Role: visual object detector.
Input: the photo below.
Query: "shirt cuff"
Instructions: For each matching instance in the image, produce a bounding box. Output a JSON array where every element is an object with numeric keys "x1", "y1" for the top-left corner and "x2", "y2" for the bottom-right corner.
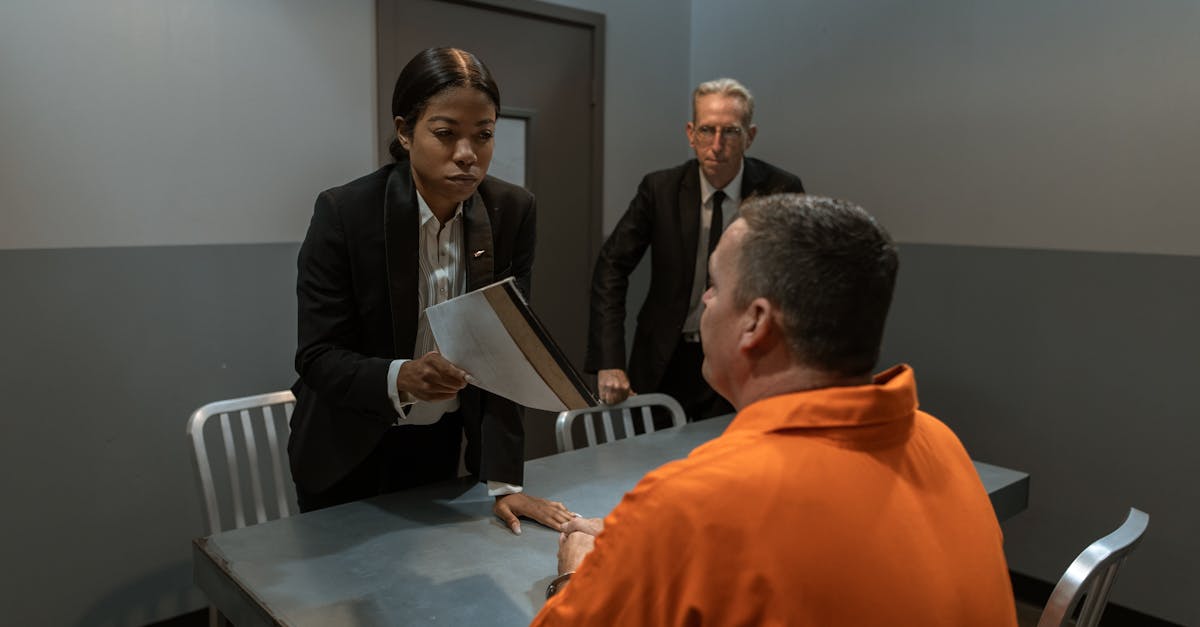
[
  {"x1": 487, "y1": 482, "x2": 524, "y2": 497},
  {"x1": 387, "y1": 359, "x2": 416, "y2": 418}
]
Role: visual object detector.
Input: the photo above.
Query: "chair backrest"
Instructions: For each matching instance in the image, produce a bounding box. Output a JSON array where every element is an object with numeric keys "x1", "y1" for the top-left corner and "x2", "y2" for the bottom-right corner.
[
  {"x1": 555, "y1": 393, "x2": 686, "y2": 453},
  {"x1": 1037, "y1": 507, "x2": 1150, "y2": 627},
  {"x1": 186, "y1": 390, "x2": 297, "y2": 535}
]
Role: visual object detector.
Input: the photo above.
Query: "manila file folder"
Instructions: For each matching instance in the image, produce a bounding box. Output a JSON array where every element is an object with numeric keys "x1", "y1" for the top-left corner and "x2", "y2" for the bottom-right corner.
[{"x1": 424, "y1": 278, "x2": 596, "y2": 412}]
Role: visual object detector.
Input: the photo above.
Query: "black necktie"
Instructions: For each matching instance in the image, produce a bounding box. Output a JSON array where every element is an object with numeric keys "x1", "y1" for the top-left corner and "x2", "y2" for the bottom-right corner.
[{"x1": 708, "y1": 190, "x2": 726, "y2": 255}]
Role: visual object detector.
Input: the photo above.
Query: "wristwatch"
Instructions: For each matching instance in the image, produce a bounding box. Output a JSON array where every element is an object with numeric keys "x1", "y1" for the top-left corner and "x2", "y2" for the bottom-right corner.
[{"x1": 545, "y1": 572, "x2": 573, "y2": 599}]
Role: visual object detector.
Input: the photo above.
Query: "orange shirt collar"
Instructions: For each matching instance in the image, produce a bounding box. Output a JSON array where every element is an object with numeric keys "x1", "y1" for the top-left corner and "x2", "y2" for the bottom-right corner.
[{"x1": 727, "y1": 364, "x2": 918, "y2": 437}]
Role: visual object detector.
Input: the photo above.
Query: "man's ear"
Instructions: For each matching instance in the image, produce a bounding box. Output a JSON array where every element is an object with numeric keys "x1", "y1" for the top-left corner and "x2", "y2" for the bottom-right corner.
[
  {"x1": 744, "y1": 123, "x2": 758, "y2": 149},
  {"x1": 685, "y1": 121, "x2": 695, "y2": 146},
  {"x1": 739, "y1": 297, "x2": 774, "y2": 353}
]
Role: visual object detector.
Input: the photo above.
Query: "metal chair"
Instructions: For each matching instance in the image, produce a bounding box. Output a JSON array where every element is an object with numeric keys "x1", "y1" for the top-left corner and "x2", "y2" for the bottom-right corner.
[
  {"x1": 186, "y1": 390, "x2": 297, "y2": 536},
  {"x1": 555, "y1": 393, "x2": 686, "y2": 453},
  {"x1": 1037, "y1": 508, "x2": 1150, "y2": 627}
]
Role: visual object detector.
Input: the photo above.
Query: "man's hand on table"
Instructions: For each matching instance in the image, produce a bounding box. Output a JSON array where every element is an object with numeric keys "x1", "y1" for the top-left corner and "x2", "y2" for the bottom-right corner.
[
  {"x1": 597, "y1": 368, "x2": 634, "y2": 405},
  {"x1": 553, "y1": 516, "x2": 604, "y2": 576},
  {"x1": 557, "y1": 530, "x2": 596, "y2": 575},
  {"x1": 560, "y1": 516, "x2": 604, "y2": 536},
  {"x1": 493, "y1": 493, "x2": 575, "y2": 535}
]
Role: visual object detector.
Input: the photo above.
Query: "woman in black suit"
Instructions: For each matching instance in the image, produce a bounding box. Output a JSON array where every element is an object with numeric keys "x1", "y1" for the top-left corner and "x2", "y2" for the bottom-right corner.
[{"x1": 289, "y1": 48, "x2": 572, "y2": 534}]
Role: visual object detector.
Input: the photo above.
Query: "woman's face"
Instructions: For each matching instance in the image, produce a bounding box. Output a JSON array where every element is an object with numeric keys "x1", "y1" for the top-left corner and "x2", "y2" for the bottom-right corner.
[{"x1": 397, "y1": 86, "x2": 496, "y2": 213}]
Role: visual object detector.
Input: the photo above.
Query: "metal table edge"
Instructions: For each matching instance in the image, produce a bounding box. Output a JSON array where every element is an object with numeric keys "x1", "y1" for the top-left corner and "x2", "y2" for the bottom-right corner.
[{"x1": 194, "y1": 535, "x2": 290, "y2": 627}]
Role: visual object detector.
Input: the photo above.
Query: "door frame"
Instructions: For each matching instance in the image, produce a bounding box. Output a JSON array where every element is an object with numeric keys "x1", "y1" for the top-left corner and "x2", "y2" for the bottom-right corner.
[{"x1": 375, "y1": 0, "x2": 606, "y2": 260}]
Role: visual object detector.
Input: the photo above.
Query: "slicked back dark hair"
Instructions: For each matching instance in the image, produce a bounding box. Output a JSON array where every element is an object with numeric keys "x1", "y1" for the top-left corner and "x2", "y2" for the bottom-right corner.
[
  {"x1": 388, "y1": 47, "x2": 500, "y2": 161},
  {"x1": 736, "y1": 194, "x2": 899, "y2": 376}
]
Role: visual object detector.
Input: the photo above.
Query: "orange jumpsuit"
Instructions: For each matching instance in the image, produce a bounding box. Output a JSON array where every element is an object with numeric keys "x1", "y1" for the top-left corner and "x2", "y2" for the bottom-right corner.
[{"x1": 531, "y1": 365, "x2": 1018, "y2": 626}]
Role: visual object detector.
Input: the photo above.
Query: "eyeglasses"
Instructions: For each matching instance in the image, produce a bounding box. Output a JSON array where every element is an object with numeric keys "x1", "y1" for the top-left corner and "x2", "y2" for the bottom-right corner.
[{"x1": 693, "y1": 125, "x2": 745, "y2": 143}]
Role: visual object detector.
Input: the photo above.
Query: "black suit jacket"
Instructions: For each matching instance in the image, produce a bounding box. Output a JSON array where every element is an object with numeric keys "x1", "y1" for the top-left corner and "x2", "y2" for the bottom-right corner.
[
  {"x1": 585, "y1": 157, "x2": 804, "y2": 393},
  {"x1": 289, "y1": 162, "x2": 537, "y2": 494}
]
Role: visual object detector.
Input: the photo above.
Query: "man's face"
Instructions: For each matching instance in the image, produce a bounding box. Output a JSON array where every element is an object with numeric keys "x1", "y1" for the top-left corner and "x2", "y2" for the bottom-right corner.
[
  {"x1": 700, "y1": 218, "x2": 748, "y2": 402},
  {"x1": 687, "y1": 94, "x2": 757, "y2": 188}
]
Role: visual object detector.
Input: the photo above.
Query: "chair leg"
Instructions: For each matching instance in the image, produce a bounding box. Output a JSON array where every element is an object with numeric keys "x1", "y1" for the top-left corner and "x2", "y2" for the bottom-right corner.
[
  {"x1": 1075, "y1": 564, "x2": 1121, "y2": 627},
  {"x1": 209, "y1": 606, "x2": 232, "y2": 627}
]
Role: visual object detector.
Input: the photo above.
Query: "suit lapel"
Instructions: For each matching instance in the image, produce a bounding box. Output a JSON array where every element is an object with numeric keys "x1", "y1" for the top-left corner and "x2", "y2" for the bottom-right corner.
[
  {"x1": 740, "y1": 157, "x2": 767, "y2": 200},
  {"x1": 678, "y1": 163, "x2": 701, "y2": 276},
  {"x1": 383, "y1": 164, "x2": 421, "y2": 357},
  {"x1": 462, "y1": 189, "x2": 495, "y2": 292}
]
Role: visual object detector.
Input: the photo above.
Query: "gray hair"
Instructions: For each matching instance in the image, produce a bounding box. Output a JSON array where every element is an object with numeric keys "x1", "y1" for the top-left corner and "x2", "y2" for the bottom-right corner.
[{"x1": 692, "y1": 78, "x2": 755, "y2": 126}]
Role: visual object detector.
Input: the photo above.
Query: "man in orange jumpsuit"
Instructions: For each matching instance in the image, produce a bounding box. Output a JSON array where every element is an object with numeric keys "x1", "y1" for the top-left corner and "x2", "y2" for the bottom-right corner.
[{"x1": 531, "y1": 194, "x2": 1018, "y2": 626}]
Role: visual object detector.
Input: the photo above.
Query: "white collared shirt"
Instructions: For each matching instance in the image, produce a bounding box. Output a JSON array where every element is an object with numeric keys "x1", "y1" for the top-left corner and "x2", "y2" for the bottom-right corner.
[
  {"x1": 681, "y1": 160, "x2": 745, "y2": 334},
  {"x1": 384, "y1": 192, "x2": 521, "y2": 496}
]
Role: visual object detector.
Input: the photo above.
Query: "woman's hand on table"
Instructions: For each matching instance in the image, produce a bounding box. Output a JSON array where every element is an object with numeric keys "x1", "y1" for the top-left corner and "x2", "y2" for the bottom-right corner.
[{"x1": 493, "y1": 493, "x2": 575, "y2": 535}]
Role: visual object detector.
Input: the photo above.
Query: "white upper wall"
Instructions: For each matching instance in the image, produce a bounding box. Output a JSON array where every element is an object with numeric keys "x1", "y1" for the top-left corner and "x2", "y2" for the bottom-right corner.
[
  {"x1": 0, "y1": 0, "x2": 375, "y2": 250},
  {"x1": 691, "y1": 0, "x2": 1200, "y2": 256},
  {"x1": 0, "y1": 0, "x2": 692, "y2": 248},
  {"x1": 5, "y1": 0, "x2": 1197, "y2": 255}
]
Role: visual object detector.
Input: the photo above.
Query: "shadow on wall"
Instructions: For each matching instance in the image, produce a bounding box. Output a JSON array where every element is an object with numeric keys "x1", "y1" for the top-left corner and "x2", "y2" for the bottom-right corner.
[{"x1": 74, "y1": 560, "x2": 204, "y2": 627}]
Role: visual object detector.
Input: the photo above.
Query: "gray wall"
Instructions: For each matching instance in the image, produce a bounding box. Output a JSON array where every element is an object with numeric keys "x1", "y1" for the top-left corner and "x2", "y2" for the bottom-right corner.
[
  {"x1": 0, "y1": 0, "x2": 691, "y2": 624},
  {"x1": 0, "y1": 1, "x2": 372, "y2": 625},
  {"x1": 692, "y1": 0, "x2": 1199, "y2": 623},
  {"x1": 880, "y1": 244, "x2": 1198, "y2": 625},
  {"x1": 0, "y1": 244, "x2": 299, "y2": 624}
]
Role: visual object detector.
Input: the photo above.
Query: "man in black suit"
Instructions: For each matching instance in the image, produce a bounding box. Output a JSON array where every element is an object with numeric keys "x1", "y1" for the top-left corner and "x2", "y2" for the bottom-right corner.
[
  {"x1": 289, "y1": 47, "x2": 572, "y2": 534},
  {"x1": 585, "y1": 78, "x2": 805, "y2": 420}
]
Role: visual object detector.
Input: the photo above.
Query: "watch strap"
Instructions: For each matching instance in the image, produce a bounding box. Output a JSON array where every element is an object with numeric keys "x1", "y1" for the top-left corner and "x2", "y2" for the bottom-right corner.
[{"x1": 545, "y1": 571, "x2": 574, "y2": 599}]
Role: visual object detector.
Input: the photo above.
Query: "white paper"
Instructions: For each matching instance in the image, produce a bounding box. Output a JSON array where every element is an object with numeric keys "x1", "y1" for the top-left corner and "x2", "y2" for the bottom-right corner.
[{"x1": 425, "y1": 289, "x2": 568, "y2": 412}]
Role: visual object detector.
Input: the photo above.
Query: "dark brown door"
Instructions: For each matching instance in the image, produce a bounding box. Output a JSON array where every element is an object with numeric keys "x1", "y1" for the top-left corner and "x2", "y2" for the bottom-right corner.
[{"x1": 378, "y1": 0, "x2": 603, "y2": 458}]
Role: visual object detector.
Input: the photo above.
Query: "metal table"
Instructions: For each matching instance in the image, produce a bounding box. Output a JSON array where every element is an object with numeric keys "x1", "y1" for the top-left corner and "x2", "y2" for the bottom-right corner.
[{"x1": 194, "y1": 416, "x2": 1029, "y2": 626}]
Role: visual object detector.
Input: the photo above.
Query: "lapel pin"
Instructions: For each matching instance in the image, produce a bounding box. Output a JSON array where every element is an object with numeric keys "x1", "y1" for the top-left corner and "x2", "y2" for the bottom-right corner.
[{"x1": 473, "y1": 250, "x2": 486, "y2": 258}]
